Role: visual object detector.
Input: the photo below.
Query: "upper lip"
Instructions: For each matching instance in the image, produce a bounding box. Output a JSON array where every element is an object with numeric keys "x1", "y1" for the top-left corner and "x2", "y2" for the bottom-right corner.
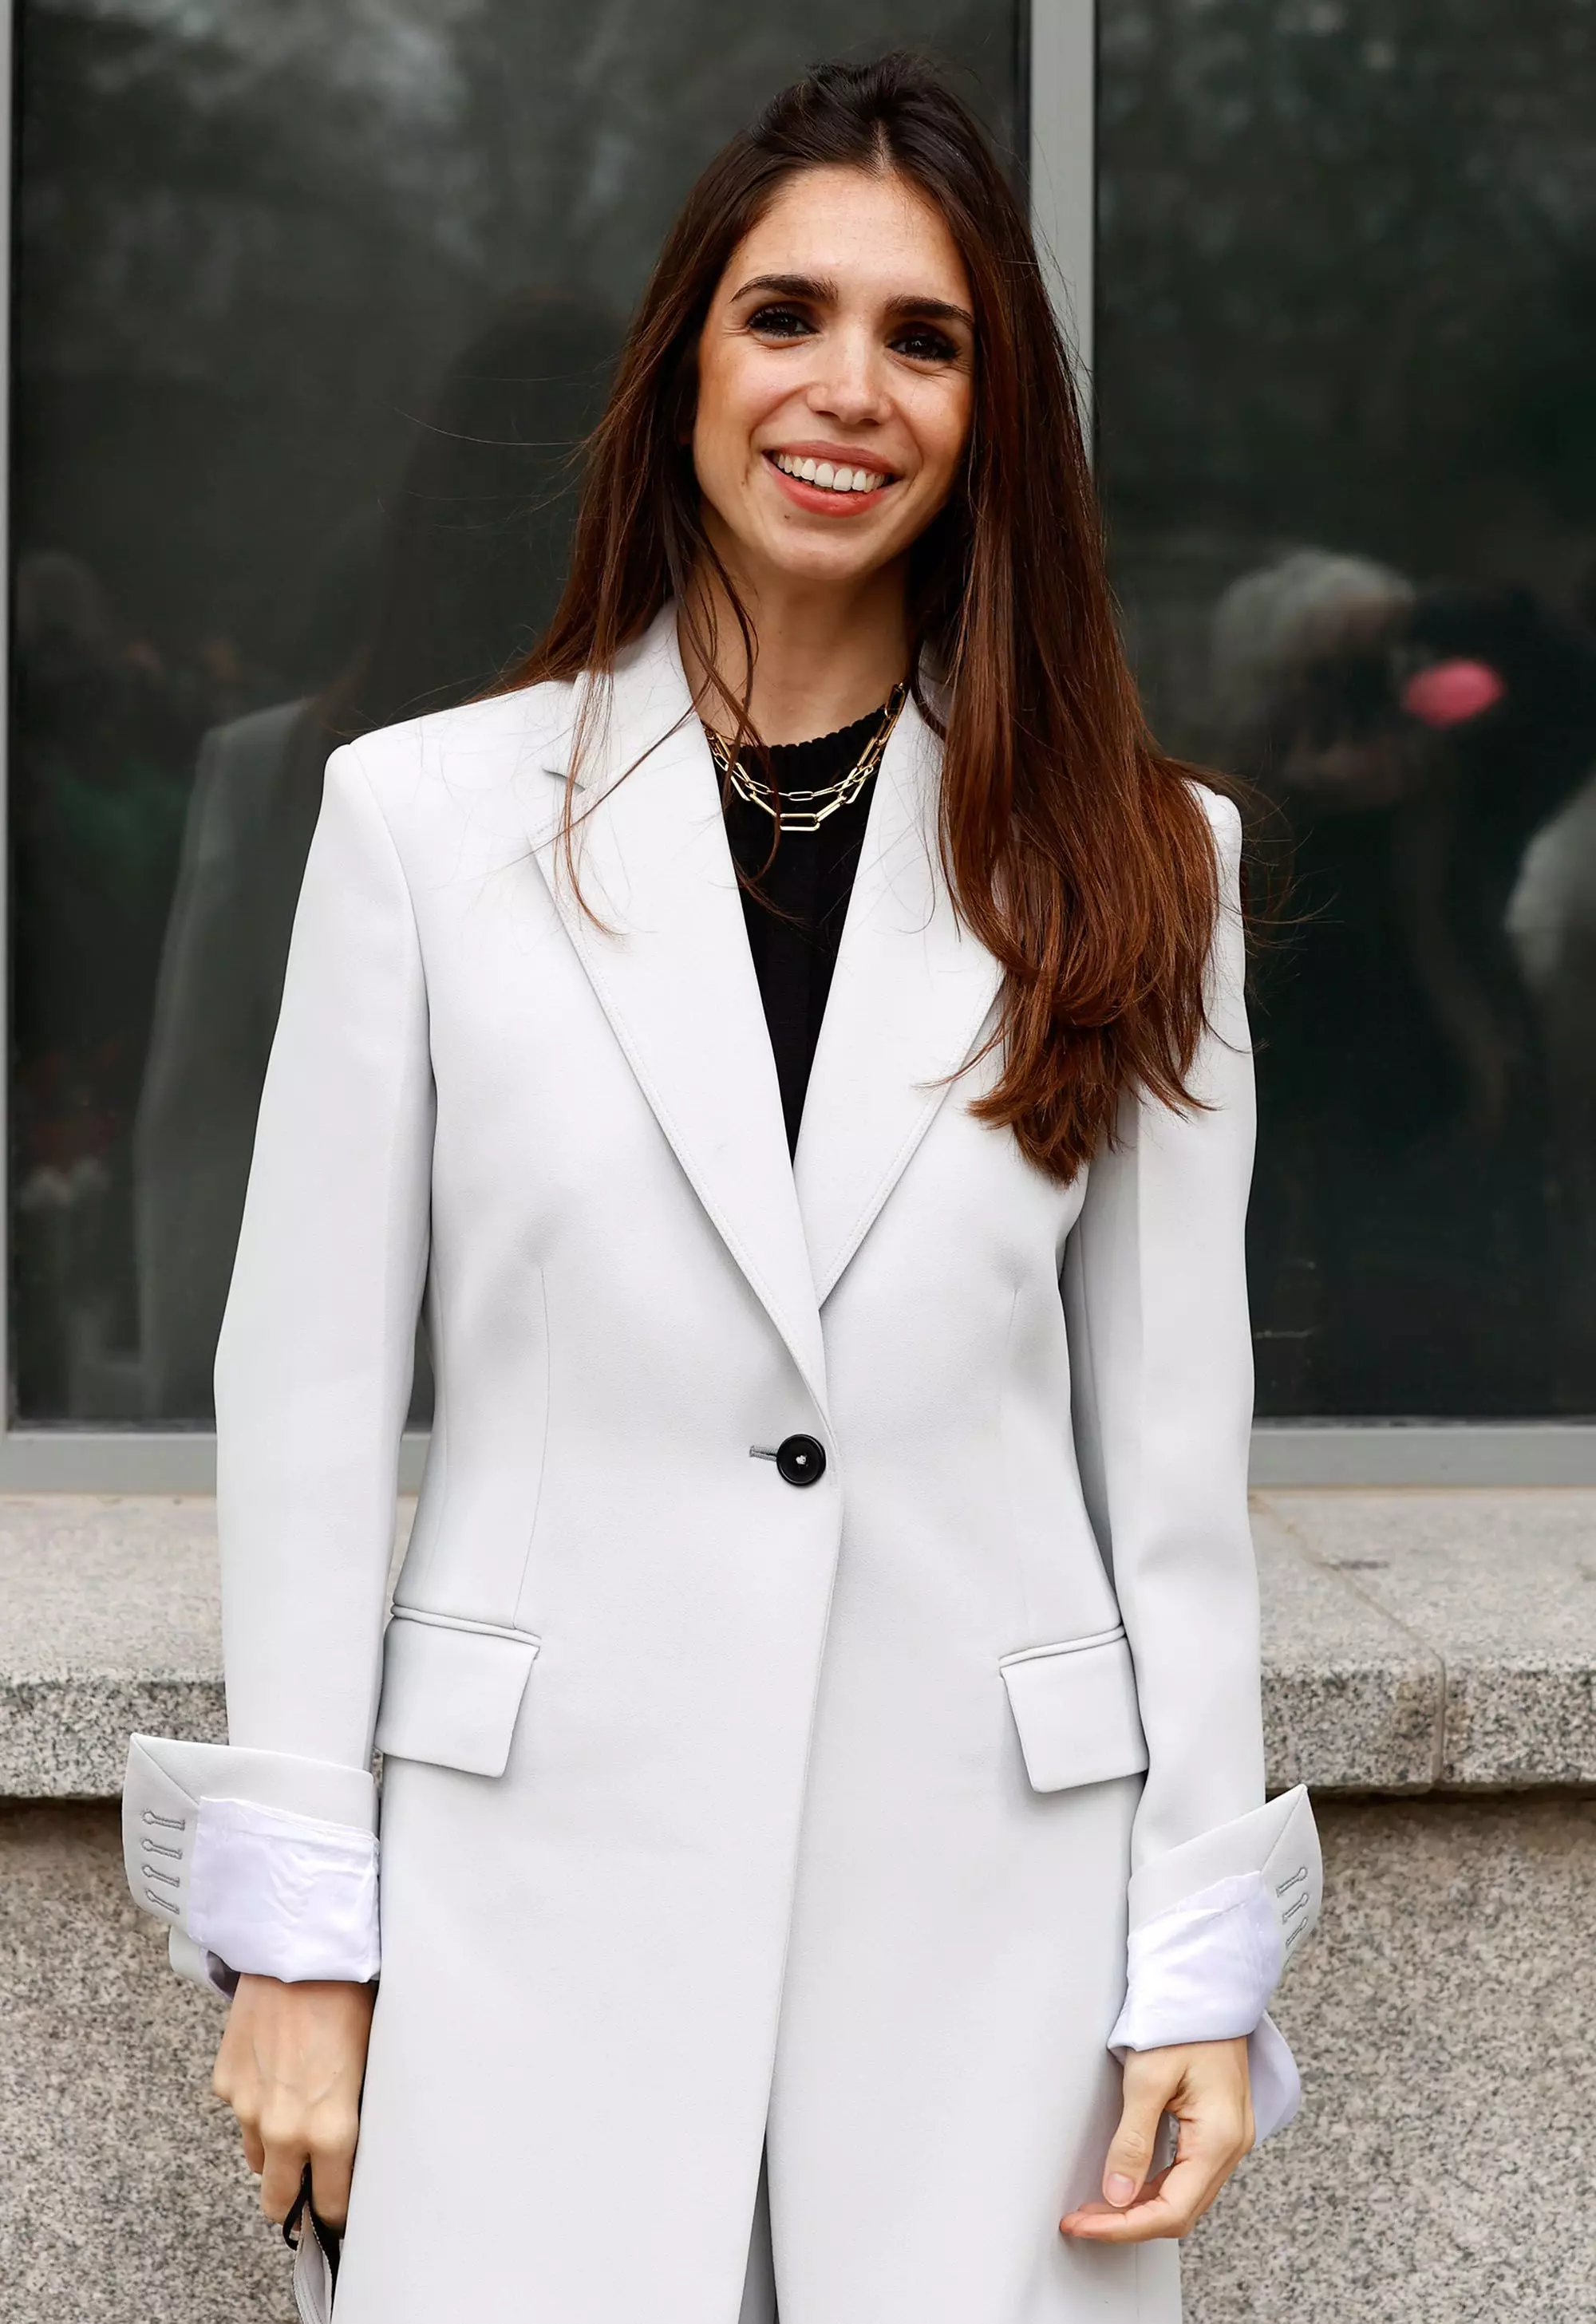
[{"x1": 765, "y1": 442, "x2": 899, "y2": 477}]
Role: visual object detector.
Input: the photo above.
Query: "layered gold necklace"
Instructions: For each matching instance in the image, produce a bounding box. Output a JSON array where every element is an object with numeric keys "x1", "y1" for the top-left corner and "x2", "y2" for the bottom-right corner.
[{"x1": 705, "y1": 681, "x2": 907, "y2": 835}]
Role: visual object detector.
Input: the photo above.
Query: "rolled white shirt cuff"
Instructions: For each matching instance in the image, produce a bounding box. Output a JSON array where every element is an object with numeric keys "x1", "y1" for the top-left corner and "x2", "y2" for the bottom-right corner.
[
  {"x1": 189, "y1": 1797, "x2": 381, "y2": 1983},
  {"x1": 1109, "y1": 1870, "x2": 1280, "y2": 2050}
]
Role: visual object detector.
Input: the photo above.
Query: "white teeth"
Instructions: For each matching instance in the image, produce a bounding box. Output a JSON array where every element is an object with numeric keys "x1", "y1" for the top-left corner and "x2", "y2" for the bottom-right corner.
[{"x1": 772, "y1": 452, "x2": 887, "y2": 493}]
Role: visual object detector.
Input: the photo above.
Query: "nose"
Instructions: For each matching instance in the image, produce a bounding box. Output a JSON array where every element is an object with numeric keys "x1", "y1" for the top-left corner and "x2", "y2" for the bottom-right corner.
[{"x1": 804, "y1": 322, "x2": 891, "y2": 429}]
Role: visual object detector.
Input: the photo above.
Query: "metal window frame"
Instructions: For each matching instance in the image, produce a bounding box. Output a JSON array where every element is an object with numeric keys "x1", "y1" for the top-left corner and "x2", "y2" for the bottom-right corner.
[{"x1": 0, "y1": 0, "x2": 1590, "y2": 1493}]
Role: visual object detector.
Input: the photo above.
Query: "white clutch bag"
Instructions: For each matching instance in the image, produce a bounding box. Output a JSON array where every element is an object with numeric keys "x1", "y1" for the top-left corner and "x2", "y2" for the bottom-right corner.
[{"x1": 283, "y1": 2168, "x2": 342, "y2": 2324}]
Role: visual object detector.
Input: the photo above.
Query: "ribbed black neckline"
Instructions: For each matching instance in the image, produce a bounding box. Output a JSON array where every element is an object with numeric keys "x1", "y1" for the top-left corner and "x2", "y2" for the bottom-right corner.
[{"x1": 760, "y1": 700, "x2": 891, "y2": 780}]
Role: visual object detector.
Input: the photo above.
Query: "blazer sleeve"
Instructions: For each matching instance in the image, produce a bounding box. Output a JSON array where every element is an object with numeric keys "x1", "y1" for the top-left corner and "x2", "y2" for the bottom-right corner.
[
  {"x1": 1061, "y1": 787, "x2": 1321, "y2": 2134},
  {"x1": 121, "y1": 743, "x2": 433, "y2": 1990}
]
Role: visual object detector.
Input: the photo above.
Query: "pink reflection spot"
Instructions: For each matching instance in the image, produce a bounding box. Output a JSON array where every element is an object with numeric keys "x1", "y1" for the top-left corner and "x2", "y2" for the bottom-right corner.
[{"x1": 1400, "y1": 659, "x2": 1507, "y2": 728}]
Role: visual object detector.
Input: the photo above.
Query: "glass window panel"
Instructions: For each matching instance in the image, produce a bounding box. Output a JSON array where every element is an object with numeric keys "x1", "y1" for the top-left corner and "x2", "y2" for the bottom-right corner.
[
  {"x1": 10, "y1": 0, "x2": 1023, "y2": 1425},
  {"x1": 1097, "y1": 0, "x2": 1596, "y2": 1418}
]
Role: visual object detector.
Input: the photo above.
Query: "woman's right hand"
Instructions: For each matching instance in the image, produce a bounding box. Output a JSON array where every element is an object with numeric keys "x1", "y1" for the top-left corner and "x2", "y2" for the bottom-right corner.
[{"x1": 212, "y1": 1972, "x2": 377, "y2": 2229}]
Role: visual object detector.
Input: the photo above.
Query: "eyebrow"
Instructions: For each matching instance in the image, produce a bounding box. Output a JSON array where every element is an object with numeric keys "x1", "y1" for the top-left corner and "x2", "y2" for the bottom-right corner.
[{"x1": 731, "y1": 272, "x2": 974, "y2": 331}]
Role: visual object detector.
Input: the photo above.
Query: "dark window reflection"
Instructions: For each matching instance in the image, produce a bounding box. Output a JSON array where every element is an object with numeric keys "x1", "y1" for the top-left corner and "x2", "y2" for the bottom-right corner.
[
  {"x1": 1098, "y1": 0, "x2": 1596, "y2": 1418},
  {"x1": 10, "y1": 0, "x2": 1021, "y2": 1424}
]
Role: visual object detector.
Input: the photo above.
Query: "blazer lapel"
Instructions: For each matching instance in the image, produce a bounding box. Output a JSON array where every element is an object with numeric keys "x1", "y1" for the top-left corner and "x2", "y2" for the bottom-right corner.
[
  {"x1": 529, "y1": 607, "x2": 828, "y2": 1411},
  {"x1": 794, "y1": 689, "x2": 1004, "y2": 1304}
]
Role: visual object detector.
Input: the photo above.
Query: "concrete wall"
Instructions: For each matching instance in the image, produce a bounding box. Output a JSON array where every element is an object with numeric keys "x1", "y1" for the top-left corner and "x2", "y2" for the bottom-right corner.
[
  {"x1": 2, "y1": 1803, "x2": 283, "y2": 2323},
  {"x1": 1188, "y1": 1794, "x2": 1596, "y2": 2322},
  {"x1": 7, "y1": 1792, "x2": 1594, "y2": 2323}
]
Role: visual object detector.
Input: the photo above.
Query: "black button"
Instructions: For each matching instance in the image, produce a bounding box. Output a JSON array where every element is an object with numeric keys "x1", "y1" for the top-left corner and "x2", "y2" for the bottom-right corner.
[{"x1": 775, "y1": 1434, "x2": 827, "y2": 1487}]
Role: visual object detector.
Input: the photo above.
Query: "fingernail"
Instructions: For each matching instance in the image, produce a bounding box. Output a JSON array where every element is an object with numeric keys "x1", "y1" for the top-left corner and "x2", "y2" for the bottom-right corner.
[{"x1": 1105, "y1": 2174, "x2": 1137, "y2": 2207}]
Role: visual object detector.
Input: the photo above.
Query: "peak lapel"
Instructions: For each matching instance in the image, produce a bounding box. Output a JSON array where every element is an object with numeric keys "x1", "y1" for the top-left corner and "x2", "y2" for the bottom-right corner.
[
  {"x1": 794, "y1": 692, "x2": 1003, "y2": 1305},
  {"x1": 529, "y1": 610, "x2": 828, "y2": 1411}
]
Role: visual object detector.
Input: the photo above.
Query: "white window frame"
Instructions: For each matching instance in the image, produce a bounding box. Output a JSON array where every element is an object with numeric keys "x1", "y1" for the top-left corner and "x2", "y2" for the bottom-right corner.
[{"x1": 1, "y1": 0, "x2": 1589, "y2": 1489}]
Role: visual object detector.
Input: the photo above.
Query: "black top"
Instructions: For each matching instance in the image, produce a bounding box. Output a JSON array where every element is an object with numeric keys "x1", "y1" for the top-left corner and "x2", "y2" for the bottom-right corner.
[{"x1": 718, "y1": 702, "x2": 887, "y2": 1155}]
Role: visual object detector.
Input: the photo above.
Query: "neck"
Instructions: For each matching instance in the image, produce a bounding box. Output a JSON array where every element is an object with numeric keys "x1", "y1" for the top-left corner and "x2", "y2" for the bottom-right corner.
[{"x1": 681, "y1": 550, "x2": 910, "y2": 747}]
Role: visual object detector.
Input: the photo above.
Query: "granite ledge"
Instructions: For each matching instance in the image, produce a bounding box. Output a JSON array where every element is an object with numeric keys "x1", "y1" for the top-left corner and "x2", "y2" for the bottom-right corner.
[{"x1": 2, "y1": 1488, "x2": 1593, "y2": 1800}]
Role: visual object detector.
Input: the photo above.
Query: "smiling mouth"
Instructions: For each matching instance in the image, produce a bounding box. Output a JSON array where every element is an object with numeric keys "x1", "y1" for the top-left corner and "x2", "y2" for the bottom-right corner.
[{"x1": 765, "y1": 449, "x2": 895, "y2": 495}]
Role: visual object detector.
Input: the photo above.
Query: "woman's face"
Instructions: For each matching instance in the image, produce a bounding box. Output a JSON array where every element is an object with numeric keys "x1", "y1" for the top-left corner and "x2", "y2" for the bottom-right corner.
[{"x1": 691, "y1": 165, "x2": 975, "y2": 598}]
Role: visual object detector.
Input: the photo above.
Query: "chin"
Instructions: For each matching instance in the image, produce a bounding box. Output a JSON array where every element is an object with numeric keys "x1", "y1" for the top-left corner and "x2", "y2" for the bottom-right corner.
[{"x1": 758, "y1": 534, "x2": 894, "y2": 590}]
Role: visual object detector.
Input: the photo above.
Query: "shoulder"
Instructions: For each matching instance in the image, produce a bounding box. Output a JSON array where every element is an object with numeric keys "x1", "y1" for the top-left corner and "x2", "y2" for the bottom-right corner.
[
  {"x1": 1183, "y1": 778, "x2": 1243, "y2": 885},
  {"x1": 335, "y1": 678, "x2": 580, "y2": 837},
  {"x1": 1183, "y1": 776, "x2": 1242, "y2": 843},
  {"x1": 1179, "y1": 780, "x2": 1245, "y2": 960},
  {"x1": 345, "y1": 678, "x2": 580, "y2": 789}
]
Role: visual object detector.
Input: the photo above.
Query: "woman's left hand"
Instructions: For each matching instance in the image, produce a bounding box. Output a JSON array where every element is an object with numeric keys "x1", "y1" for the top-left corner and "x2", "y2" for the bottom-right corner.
[{"x1": 1058, "y1": 2037, "x2": 1254, "y2": 2244}]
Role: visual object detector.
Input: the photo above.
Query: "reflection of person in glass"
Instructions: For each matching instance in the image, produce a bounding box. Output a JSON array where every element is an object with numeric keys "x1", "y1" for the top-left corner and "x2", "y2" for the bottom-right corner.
[
  {"x1": 1506, "y1": 559, "x2": 1596, "y2": 1391},
  {"x1": 1215, "y1": 548, "x2": 1596, "y2": 1415},
  {"x1": 122, "y1": 58, "x2": 1319, "y2": 2323},
  {"x1": 133, "y1": 294, "x2": 616, "y2": 1418},
  {"x1": 10, "y1": 550, "x2": 203, "y2": 1415}
]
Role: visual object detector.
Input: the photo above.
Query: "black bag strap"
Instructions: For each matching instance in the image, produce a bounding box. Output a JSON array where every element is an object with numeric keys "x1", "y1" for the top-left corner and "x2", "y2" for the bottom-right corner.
[{"x1": 282, "y1": 2162, "x2": 343, "y2": 2292}]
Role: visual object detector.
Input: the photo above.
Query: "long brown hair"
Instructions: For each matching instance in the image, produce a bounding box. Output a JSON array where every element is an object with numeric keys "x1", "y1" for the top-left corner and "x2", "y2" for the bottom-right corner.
[{"x1": 509, "y1": 53, "x2": 1227, "y2": 1182}]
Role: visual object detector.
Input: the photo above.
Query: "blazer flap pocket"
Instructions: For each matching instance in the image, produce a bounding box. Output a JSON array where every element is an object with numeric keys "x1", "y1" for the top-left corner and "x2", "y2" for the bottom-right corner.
[
  {"x1": 999, "y1": 1626, "x2": 1148, "y2": 1793},
  {"x1": 374, "y1": 1609, "x2": 540, "y2": 1778}
]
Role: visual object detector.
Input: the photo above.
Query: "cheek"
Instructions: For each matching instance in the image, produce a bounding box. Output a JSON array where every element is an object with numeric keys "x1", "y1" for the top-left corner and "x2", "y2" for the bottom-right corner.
[
  {"x1": 909, "y1": 381, "x2": 974, "y2": 502},
  {"x1": 693, "y1": 341, "x2": 768, "y2": 487},
  {"x1": 690, "y1": 351, "x2": 734, "y2": 481}
]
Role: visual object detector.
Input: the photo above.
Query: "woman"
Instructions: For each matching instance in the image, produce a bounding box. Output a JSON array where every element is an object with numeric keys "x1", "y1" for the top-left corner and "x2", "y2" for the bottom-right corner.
[{"x1": 123, "y1": 54, "x2": 1319, "y2": 2324}]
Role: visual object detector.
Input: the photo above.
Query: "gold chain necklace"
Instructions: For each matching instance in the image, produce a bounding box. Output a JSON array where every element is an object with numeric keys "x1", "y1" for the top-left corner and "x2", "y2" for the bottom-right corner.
[{"x1": 705, "y1": 682, "x2": 907, "y2": 835}]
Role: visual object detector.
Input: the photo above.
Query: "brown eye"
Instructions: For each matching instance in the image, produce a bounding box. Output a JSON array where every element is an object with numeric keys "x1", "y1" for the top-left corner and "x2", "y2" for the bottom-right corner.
[
  {"x1": 747, "y1": 305, "x2": 813, "y2": 339},
  {"x1": 893, "y1": 326, "x2": 959, "y2": 363}
]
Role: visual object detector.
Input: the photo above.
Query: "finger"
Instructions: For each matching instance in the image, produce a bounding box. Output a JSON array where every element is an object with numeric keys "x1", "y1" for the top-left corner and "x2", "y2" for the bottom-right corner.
[
  {"x1": 308, "y1": 2117, "x2": 360, "y2": 2231},
  {"x1": 1061, "y1": 2163, "x2": 1170, "y2": 2229},
  {"x1": 1063, "y1": 2161, "x2": 1207, "y2": 2243},
  {"x1": 241, "y1": 2125, "x2": 266, "y2": 2177},
  {"x1": 259, "y1": 2133, "x2": 310, "y2": 2227},
  {"x1": 1064, "y1": 2129, "x2": 1238, "y2": 2244},
  {"x1": 1101, "y1": 2058, "x2": 1179, "y2": 2207}
]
